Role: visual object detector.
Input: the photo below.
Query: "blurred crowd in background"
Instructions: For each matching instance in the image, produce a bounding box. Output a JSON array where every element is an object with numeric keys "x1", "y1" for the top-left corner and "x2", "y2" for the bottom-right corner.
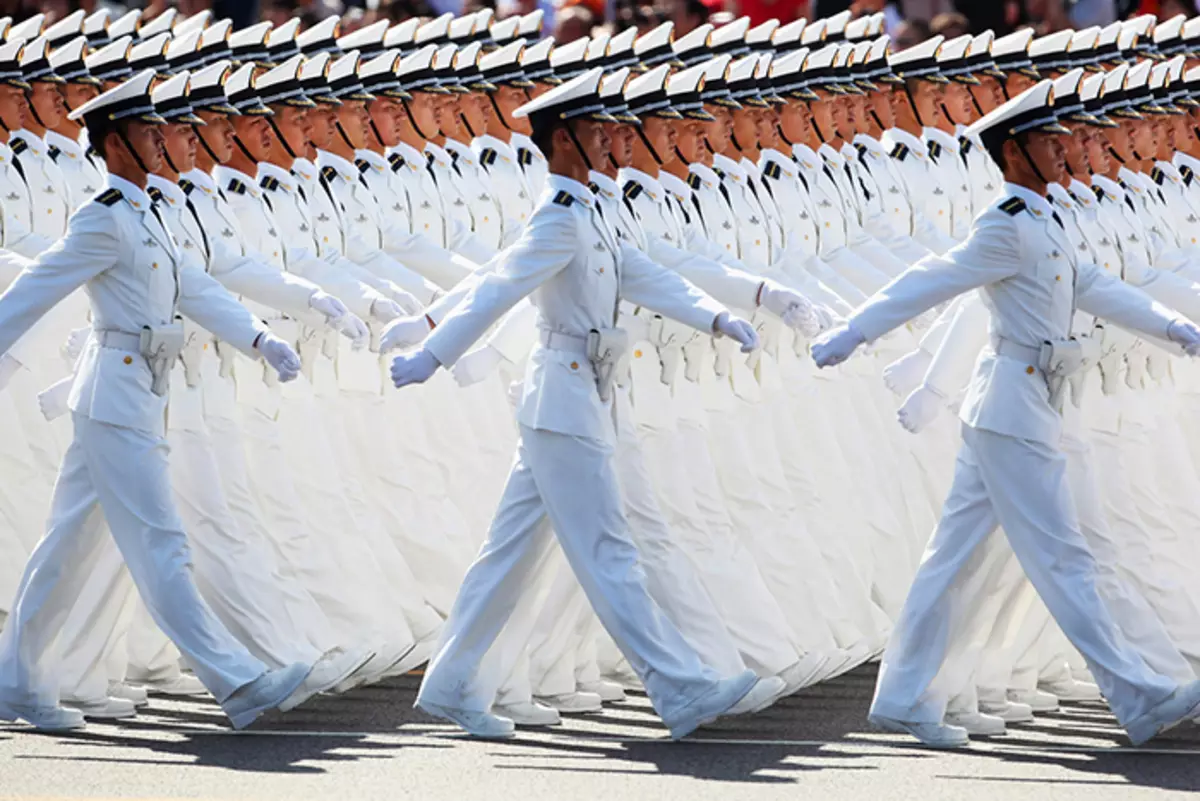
[{"x1": 2, "y1": 0, "x2": 1198, "y2": 65}]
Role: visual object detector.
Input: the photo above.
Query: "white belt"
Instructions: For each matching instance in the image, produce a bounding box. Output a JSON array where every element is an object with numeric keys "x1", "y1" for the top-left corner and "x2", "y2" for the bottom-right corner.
[
  {"x1": 538, "y1": 329, "x2": 588, "y2": 356},
  {"x1": 94, "y1": 329, "x2": 142, "y2": 352},
  {"x1": 990, "y1": 334, "x2": 1041, "y2": 367}
]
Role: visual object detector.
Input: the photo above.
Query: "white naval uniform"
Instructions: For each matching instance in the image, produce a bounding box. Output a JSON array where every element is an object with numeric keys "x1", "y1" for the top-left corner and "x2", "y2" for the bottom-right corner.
[
  {"x1": 45, "y1": 131, "x2": 104, "y2": 209},
  {"x1": 924, "y1": 128, "x2": 974, "y2": 242},
  {"x1": 510, "y1": 132, "x2": 548, "y2": 197},
  {"x1": 0, "y1": 175, "x2": 272, "y2": 708},
  {"x1": 416, "y1": 174, "x2": 740, "y2": 726},
  {"x1": 879, "y1": 128, "x2": 958, "y2": 254},
  {"x1": 473, "y1": 133, "x2": 537, "y2": 239},
  {"x1": 861, "y1": 183, "x2": 1185, "y2": 735},
  {"x1": 443, "y1": 138, "x2": 508, "y2": 252}
]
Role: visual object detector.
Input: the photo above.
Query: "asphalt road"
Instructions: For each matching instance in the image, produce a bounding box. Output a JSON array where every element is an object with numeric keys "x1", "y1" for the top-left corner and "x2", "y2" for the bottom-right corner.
[{"x1": 3, "y1": 664, "x2": 1200, "y2": 801}]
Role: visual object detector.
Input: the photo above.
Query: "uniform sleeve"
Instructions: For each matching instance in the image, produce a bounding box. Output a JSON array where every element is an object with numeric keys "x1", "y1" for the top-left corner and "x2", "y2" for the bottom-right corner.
[
  {"x1": 286, "y1": 246, "x2": 384, "y2": 320},
  {"x1": 645, "y1": 235, "x2": 762, "y2": 312},
  {"x1": 423, "y1": 206, "x2": 575, "y2": 367},
  {"x1": 381, "y1": 221, "x2": 477, "y2": 290},
  {"x1": 0, "y1": 202, "x2": 114, "y2": 357},
  {"x1": 1075, "y1": 260, "x2": 1177, "y2": 340},
  {"x1": 617, "y1": 240, "x2": 727, "y2": 333},
  {"x1": 1133, "y1": 267, "x2": 1200, "y2": 323},
  {"x1": 177, "y1": 264, "x2": 269, "y2": 356},
  {"x1": 921, "y1": 293, "x2": 990, "y2": 398},
  {"x1": 850, "y1": 211, "x2": 1021, "y2": 342}
]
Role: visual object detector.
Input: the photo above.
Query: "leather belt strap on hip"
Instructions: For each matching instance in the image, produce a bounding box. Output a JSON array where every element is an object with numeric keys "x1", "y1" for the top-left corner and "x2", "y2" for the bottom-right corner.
[
  {"x1": 93, "y1": 329, "x2": 142, "y2": 352},
  {"x1": 990, "y1": 334, "x2": 1042, "y2": 367}
]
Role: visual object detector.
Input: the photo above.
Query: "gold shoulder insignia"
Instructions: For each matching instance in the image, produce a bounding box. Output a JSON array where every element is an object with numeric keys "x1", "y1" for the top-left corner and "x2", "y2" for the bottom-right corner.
[
  {"x1": 622, "y1": 179, "x2": 643, "y2": 200},
  {"x1": 889, "y1": 143, "x2": 908, "y2": 161},
  {"x1": 179, "y1": 179, "x2": 195, "y2": 195},
  {"x1": 387, "y1": 153, "x2": 406, "y2": 172},
  {"x1": 226, "y1": 179, "x2": 247, "y2": 195},
  {"x1": 480, "y1": 148, "x2": 497, "y2": 166},
  {"x1": 320, "y1": 165, "x2": 338, "y2": 183},
  {"x1": 518, "y1": 148, "x2": 534, "y2": 166},
  {"x1": 552, "y1": 190, "x2": 575, "y2": 207},
  {"x1": 998, "y1": 196, "x2": 1026, "y2": 215},
  {"x1": 687, "y1": 173, "x2": 701, "y2": 189},
  {"x1": 763, "y1": 161, "x2": 782, "y2": 180},
  {"x1": 10, "y1": 138, "x2": 28, "y2": 156},
  {"x1": 95, "y1": 187, "x2": 122, "y2": 206}
]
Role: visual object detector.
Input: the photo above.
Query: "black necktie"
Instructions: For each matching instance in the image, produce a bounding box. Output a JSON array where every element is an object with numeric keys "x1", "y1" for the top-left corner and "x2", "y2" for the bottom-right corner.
[{"x1": 1051, "y1": 211, "x2": 1065, "y2": 229}]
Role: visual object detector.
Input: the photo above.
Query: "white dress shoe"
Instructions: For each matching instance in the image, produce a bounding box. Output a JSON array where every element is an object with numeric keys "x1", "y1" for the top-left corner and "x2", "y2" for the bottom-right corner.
[
  {"x1": 0, "y1": 700, "x2": 86, "y2": 730},
  {"x1": 417, "y1": 701, "x2": 516, "y2": 739},
  {"x1": 944, "y1": 711, "x2": 1006, "y2": 736},
  {"x1": 665, "y1": 670, "x2": 759, "y2": 740},
  {"x1": 1126, "y1": 679, "x2": 1200, "y2": 746},
  {"x1": 493, "y1": 701, "x2": 561, "y2": 726},
  {"x1": 61, "y1": 696, "x2": 138, "y2": 720},
  {"x1": 868, "y1": 714, "x2": 970, "y2": 748},
  {"x1": 602, "y1": 667, "x2": 643, "y2": 692},
  {"x1": 281, "y1": 647, "x2": 375, "y2": 712},
  {"x1": 333, "y1": 641, "x2": 413, "y2": 693},
  {"x1": 535, "y1": 691, "x2": 603, "y2": 714},
  {"x1": 979, "y1": 700, "x2": 1035, "y2": 723},
  {"x1": 727, "y1": 676, "x2": 787, "y2": 715},
  {"x1": 577, "y1": 680, "x2": 626, "y2": 703},
  {"x1": 107, "y1": 681, "x2": 149, "y2": 707},
  {"x1": 222, "y1": 663, "x2": 311, "y2": 730},
  {"x1": 1007, "y1": 688, "x2": 1059, "y2": 713},
  {"x1": 1040, "y1": 679, "x2": 1102, "y2": 703},
  {"x1": 132, "y1": 673, "x2": 207, "y2": 697},
  {"x1": 778, "y1": 653, "x2": 828, "y2": 695}
]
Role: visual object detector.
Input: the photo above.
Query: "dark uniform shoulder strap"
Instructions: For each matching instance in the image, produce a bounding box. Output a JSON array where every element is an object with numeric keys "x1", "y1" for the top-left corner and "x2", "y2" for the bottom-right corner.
[
  {"x1": 355, "y1": 158, "x2": 371, "y2": 174},
  {"x1": 518, "y1": 147, "x2": 533, "y2": 166},
  {"x1": 998, "y1": 196, "x2": 1026, "y2": 216},
  {"x1": 320, "y1": 165, "x2": 338, "y2": 184},
  {"x1": 146, "y1": 186, "x2": 164, "y2": 203},
  {"x1": 479, "y1": 147, "x2": 497, "y2": 166},
  {"x1": 260, "y1": 175, "x2": 280, "y2": 191},
  {"x1": 686, "y1": 172, "x2": 701, "y2": 190},
  {"x1": 762, "y1": 160, "x2": 782, "y2": 180},
  {"x1": 622, "y1": 179, "x2": 643, "y2": 200},
  {"x1": 1150, "y1": 166, "x2": 1166, "y2": 186},
  {"x1": 179, "y1": 178, "x2": 196, "y2": 195},
  {"x1": 387, "y1": 152, "x2": 406, "y2": 172},
  {"x1": 552, "y1": 190, "x2": 574, "y2": 207},
  {"x1": 226, "y1": 178, "x2": 247, "y2": 195},
  {"x1": 94, "y1": 187, "x2": 122, "y2": 206},
  {"x1": 10, "y1": 137, "x2": 28, "y2": 156},
  {"x1": 47, "y1": 145, "x2": 61, "y2": 162},
  {"x1": 889, "y1": 142, "x2": 909, "y2": 161}
]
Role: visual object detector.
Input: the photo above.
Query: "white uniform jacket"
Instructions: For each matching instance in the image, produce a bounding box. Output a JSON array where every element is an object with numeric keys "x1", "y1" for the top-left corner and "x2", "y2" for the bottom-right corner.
[
  {"x1": 46, "y1": 131, "x2": 105, "y2": 211},
  {"x1": 10, "y1": 131, "x2": 72, "y2": 238},
  {"x1": 443, "y1": 138, "x2": 507, "y2": 252},
  {"x1": 0, "y1": 175, "x2": 266, "y2": 435},
  {"x1": 850, "y1": 183, "x2": 1179, "y2": 447},
  {"x1": 423, "y1": 175, "x2": 727, "y2": 444},
  {"x1": 510, "y1": 132, "x2": 548, "y2": 198},
  {"x1": 473, "y1": 133, "x2": 536, "y2": 238},
  {"x1": 879, "y1": 128, "x2": 955, "y2": 248}
]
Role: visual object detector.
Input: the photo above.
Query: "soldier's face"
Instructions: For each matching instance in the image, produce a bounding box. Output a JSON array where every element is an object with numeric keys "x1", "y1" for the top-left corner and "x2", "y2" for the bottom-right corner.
[
  {"x1": 868, "y1": 89, "x2": 894, "y2": 129},
  {"x1": 0, "y1": 84, "x2": 28, "y2": 130},
  {"x1": 704, "y1": 104, "x2": 732, "y2": 152},
  {"x1": 161, "y1": 122, "x2": 198, "y2": 173},
  {"x1": 122, "y1": 121, "x2": 165, "y2": 173},
  {"x1": 275, "y1": 106, "x2": 313, "y2": 155},
  {"x1": 494, "y1": 85, "x2": 527, "y2": 125},
  {"x1": 1023, "y1": 131, "x2": 1067, "y2": 183},
  {"x1": 810, "y1": 93, "x2": 837, "y2": 139},
  {"x1": 1006, "y1": 72, "x2": 1038, "y2": 98},
  {"x1": 1086, "y1": 125, "x2": 1112, "y2": 174},
  {"x1": 644, "y1": 117, "x2": 678, "y2": 162},
  {"x1": 1060, "y1": 123, "x2": 1090, "y2": 177},
  {"x1": 971, "y1": 75, "x2": 1005, "y2": 114},
  {"x1": 1131, "y1": 117, "x2": 1158, "y2": 158},
  {"x1": 368, "y1": 98, "x2": 404, "y2": 147},
  {"x1": 234, "y1": 115, "x2": 273, "y2": 161},
  {"x1": 912, "y1": 82, "x2": 944, "y2": 126},
  {"x1": 305, "y1": 106, "x2": 337, "y2": 150},
  {"x1": 730, "y1": 107, "x2": 757, "y2": 150},
  {"x1": 432, "y1": 93, "x2": 460, "y2": 138},
  {"x1": 28, "y1": 81, "x2": 65, "y2": 128},
  {"x1": 336, "y1": 100, "x2": 369, "y2": 149},
  {"x1": 197, "y1": 111, "x2": 235, "y2": 163},
  {"x1": 407, "y1": 93, "x2": 440, "y2": 139},
  {"x1": 603, "y1": 122, "x2": 635, "y2": 168},
  {"x1": 673, "y1": 119, "x2": 706, "y2": 163},
  {"x1": 573, "y1": 119, "x2": 610, "y2": 165},
  {"x1": 60, "y1": 83, "x2": 99, "y2": 116},
  {"x1": 941, "y1": 81, "x2": 976, "y2": 125},
  {"x1": 754, "y1": 108, "x2": 779, "y2": 149},
  {"x1": 777, "y1": 99, "x2": 809, "y2": 143}
]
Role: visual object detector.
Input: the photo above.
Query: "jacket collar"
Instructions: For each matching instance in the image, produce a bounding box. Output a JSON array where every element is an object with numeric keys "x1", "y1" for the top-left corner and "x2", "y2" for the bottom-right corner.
[
  {"x1": 257, "y1": 161, "x2": 298, "y2": 192},
  {"x1": 546, "y1": 173, "x2": 595, "y2": 208},
  {"x1": 146, "y1": 173, "x2": 185, "y2": 207},
  {"x1": 619, "y1": 166, "x2": 665, "y2": 198},
  {"x1": 316, "y1": 148, "x2": 357, "y2": 181}
]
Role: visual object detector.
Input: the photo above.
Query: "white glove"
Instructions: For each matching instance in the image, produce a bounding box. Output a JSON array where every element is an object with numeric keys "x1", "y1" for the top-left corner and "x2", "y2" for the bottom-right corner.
[
  {"x1": 371, "y1": 297, "x2": 406, "y2": 324},
  {"x1": 379, "y1": 314, "x2": 433, "y2": 353},
  {"x1": 759, "y1": 281, "x2": 820, "y2": 338},
  {"x1": 37, "y1": 376, "x2": 73, "y2": 422},
  {"x1": 882, "y1": 348, "x2": 933, "y2": 397},
  {"x1": 1168, "y1": 319, "x2": 1200, "y2": 356},
  {"x1": 390, "y1": 348, "x2": 441, "y2": 388},
  {"x1": 453, "y1": 345, "x2": 504, "y2": 387},
  {"x1": 897, "y1": 384, "x2": 948, "y2": 434},
  {"x1": 812, "y1": 304, "x2": 838, "y2": 333},
  {"x1": 255, "y1": 332, "x2": 302, "y2": 383},
  {"x1": 714, "y1": 312, "x2": 760, "y2": 353},
  {"x1": 812, "y1": 322, "x2": 866, "y2": 368},
  {"x1": 309, "y1": 290, "x2": 349, "y2": 322},
  {"x1": 382, "y1": 283, "x2": 422, "y2": 315},
  {"x1": 62, "y1": 327, "x2": 90, "y2": 363}
]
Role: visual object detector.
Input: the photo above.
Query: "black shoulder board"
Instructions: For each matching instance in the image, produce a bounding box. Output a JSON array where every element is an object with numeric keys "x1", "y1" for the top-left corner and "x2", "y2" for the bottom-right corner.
[
  {"x1": 425, "y1": 151, "x2": 436, "y2": 166},
  {"x1": 146, "y1": 186, "x2": 164, "y2": 203},
  {"x1": 355, "y1": 158, "x2": 371, "y2": 174},
  {"x1": 552, "y1": 190, "x2": 575, "y2": 207},
  {"x1": 47, "y1": 145, "x2": 61, "y2": 162},
  {"x1": 687, "y1": 172, "x2": 701, "y2": 190},
  {"x1": 587, "y1": 181, "x2": 599, "y2": 194},
  {"x1": 227, "y1": 178, "x2": 247, "y2": 195},
  {"x1": 179, "y1": 179, "x2": 196, "y2": 195},
  {"x1": 889, "y1": 142, "x2": 908, "y2": 161},
  {"x1": 10, "y1": 137, "x2": 28, "y2": 156},
  {"x1": 95, "y1": 187, "x2": 122, "y2": 206},
  {"x1": 1183, "y1": 166, "x2": 1194, "y2": 186},
  {"x1": 320, "y1": 165, "x2": 338, "y2": 183},
  {"x1": 998, "y1": 196, "x2": 1026, "y2": 216},
  {"x1": 622, "y1": 179, "x2": 643, "y2": 200},
  {"x1": 1092, "y1": 185, "x2": 1104, "y2": 201},
  {"x1": 259, "y1": 176, "x2": 279, "y2": 191},
  {"x1": 853, "y1": 142, "x2": 868, "y2": 161},
  {"x1": 1151, "y1": 167, "x2": 1165, "y2": 186},
  {"x1": 518, "y1": 147, "x2": 533, "y2": 166},
  {"x1": 763, "y1": 161, "x2": 782, "y2": 180},
  {"x1": 958, "y1": 136, "x2": 973, "y2": 155},
  {"x1": 387, "y1": 152, "x2": 406, "y2": 172},
  {"x1": 479, "y1": 147, "x2": 497, "y2": 166},
  {"x1": 927, "y1": 141, "x2": 942, "y2": 160}
]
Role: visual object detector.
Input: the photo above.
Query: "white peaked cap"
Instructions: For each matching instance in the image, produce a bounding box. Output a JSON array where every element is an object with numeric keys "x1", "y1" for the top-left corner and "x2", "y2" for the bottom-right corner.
[
  {"x1": 1149, "y1": 60, "x2": 1170, "y2": 89},
  {"x1": 844, "y1": 16, "x2": 870, "y2": 41},
  {"x1": 772, "y1": 18, "x2": 805, "y2": 48},
  {"x1": 448, "y1": 15, "x2": 476, "y2": 42},
  {"x1": 608, "y1": 27, "x2": 636, "y2": 56},
  {"x1": 1153, "y1": 14, "x2": 1185, "y2": 43},
  {"x1": 1028, "y1": 30, "x2": 1073, "y2": 59},
  {"x1": 522, "y1": 37, "x2": 553, "y2": 64},
  {"x1": 800, "y1": 19, "x2": 826, "y2": 46},
  {"x1": 868, "y1": 36, "x2": 889, "y2": 62},
  {"x1": 395, "y1": 43, "x2": 437, "y2": 81},
  {"x1": 138, "y1": 8, "x2": 177, "y2": 39},
  {"x1": 6, "y1": 13, "x2": 44, "y2": 43},
  {"x1": 868, "y1": 12, "x2": 886, "y2": 37},
  {"x1": 1116, "y1": 27, "x2": 1138, "y2": 51},
  {"x1": 806, "y1": 42, "x2": 838, "y2": 71},
  {"x1": 623, "y1": 61, "x2": 671, "y2": 102},
  {"x1": 710, "y1": 16, "x2": 751, "y2": 50},
  {"x1": 992, "y1": 28, "x2": 1034, "y2": 59},
  {"x1": 704, "y1": 53, "x2": 732, "y2": 81},
  {"x1": 824, "y1": 9, "x2": 852, "y2": 37},
  {"x1": 48, "y1": 36, "x2": 87, "y2": 69},
  {"x1": 550, "y1": 37, "x2": 589, "y2": 68},
  {"x1": 600, "y1": 66, "x2": 630, "y2": 98},
  {"x1": 415, "y1": 13, "x2": 454, "y2": 45},
  {"x1": 296, "y1": 15, "x2": 338, "y2": 51},
  {"x1": 969, "y1": 30, "x2": 993, "y2": 56},
  {"x1": 585, "y1": 32, "x2": 610, "y2": 61},
  {"x1": 1080, "y1": 71, "x2": 1106, "y2": 102},
  {"x1": 268, "y1": 18, "x2": 301, "y2": 47},
  {"x1": 512, "y1": 66, "x2": 607, "y2": 120},
  {"x1": 746, "y1": 19, "x2": 779, "y2": 47},
  {"x1": 337, "y1": 18, "x2": 389, "y2": 51},
  {"x1": 1102, "y1": 63, "x2": 1129, "y2": 95},
  {"x1": 519, "y1": 10, "x2": 544, "y2": 37},
  {"x1": 1053, "y1": 67, "x2": 1085, "y2": 97},
  {"x1": 42, "y1": 9, "x2": 84, "y2": 46},
  {"x1": 1070, "y1": 26, "x2": 1100, "y2": 51},
  {"x1": 107, "y1": 10, "x2": 140, "y2": 41},
  {"x1": 938, "y1": 34, "x2": 971, "y2": 62},
  {"x1": 83, "y1": 8, "x2": 111, "y2": 36},
  {"x1": 1167, "y1": 53, "x2": 1185, "y2": 81},
  {"x1": 1126, "y1": 59, "x2": 1152, "y2": 90},
  {"x1": 1123, "y1": 14, "x2": 1155, "y2": 37},
  {"x1": 888, "y1": 35, "x2": 942, "y2": 67},
  {"x1": 201, "y1": 19, "x2": 233, "y2": 49},
  {"x1": 300, "y1": 51, "x2": 331, "y2": 81},
  {"x1": 668, "y1": 60, "x2": 706, "y2": 93},
  {"x1": 964, "y1": 79, "x2": 1065, "y2": 142},
  {"x1": 490, "y1": 17, "x2": 520, "y2": 43},
  {"x1": 1185, "y1": 18, "x2": 1200, "y2": 40},
  {"x1": 385, "y1": 19, "x2": 421, "y2": 49},
  {"x1": 175, "y1": 10, "x2": 212, "y2": 37},
  {"x1": 1097, "y1": 21, "x2": 1121, "y2": 47},
  {"x1": 68, "y1": 67, "x2": 159, "y2": 122},
  {"x1": 228, "y1": 22, "x2": 271, "y2": 52},
  {"x1": 674, "y1": 22, "x2": 713, "y2": 55},
  {"x1": 633, "y1": 21, "x2": 676, "y2": 60}
]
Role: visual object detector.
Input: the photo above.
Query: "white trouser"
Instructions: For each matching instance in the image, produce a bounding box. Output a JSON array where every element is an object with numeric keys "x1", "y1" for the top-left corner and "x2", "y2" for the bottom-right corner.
[
  {"x1": 870, "y1": 424, "x2": 1177, "y2": 728},
  {"x1": 418, "y1": 424, "x2": 725, "y2": 723},
  {"x1": 0, "y1": 414, "x2": 265, "y2": 706}
]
